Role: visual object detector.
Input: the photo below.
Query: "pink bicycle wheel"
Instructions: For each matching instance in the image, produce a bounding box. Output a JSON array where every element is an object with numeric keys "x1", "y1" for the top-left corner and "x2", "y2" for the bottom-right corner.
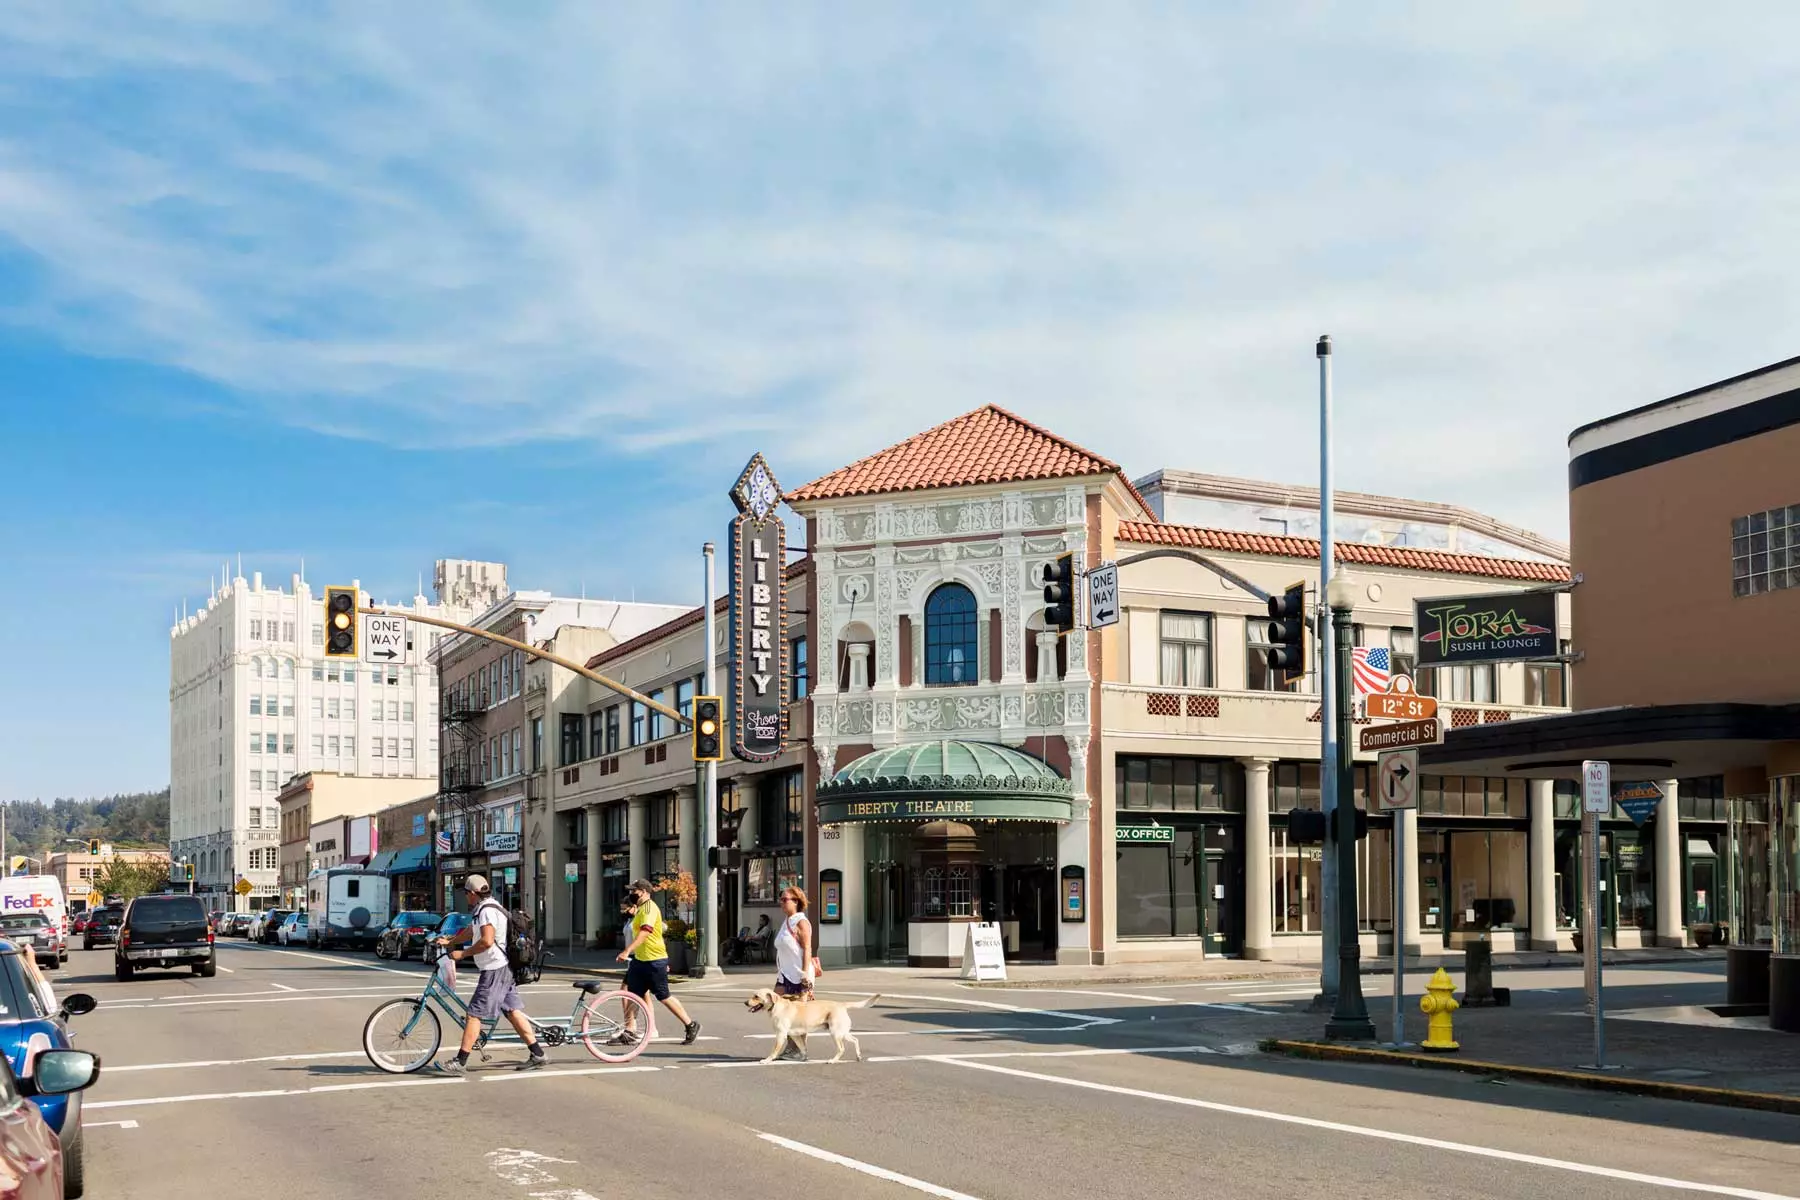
[{"x1": 579, "y1": 990, "x2": 654, "y2": 1063}]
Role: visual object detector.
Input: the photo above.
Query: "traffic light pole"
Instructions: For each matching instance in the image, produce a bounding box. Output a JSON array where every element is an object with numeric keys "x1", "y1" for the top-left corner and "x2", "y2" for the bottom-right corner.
[
  {"x1": 1325, "y1": 584, "x2": 1375, "y2": 1040},
  {"x1": 356, "y1": 607, "x2": 689, "y2": 727},
  {"x1": 1315, "y1": 334, "x2": 1341, "y2": 1010},
  {"x1": 697, "y1": 542, "x2": 720, "y2": 979}
]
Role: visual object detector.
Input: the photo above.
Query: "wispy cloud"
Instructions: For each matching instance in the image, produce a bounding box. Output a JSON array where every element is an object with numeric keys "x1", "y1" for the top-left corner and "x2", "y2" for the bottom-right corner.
[{"x1": 4, "y1": 3, "x2": 1800, "y2": 536}]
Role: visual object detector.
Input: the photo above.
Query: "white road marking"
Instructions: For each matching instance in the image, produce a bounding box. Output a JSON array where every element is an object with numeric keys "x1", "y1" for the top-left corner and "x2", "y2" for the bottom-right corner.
[
  {"x1": 111, "y1": 1050, "x2": 369, "y2": 1073},
  {"x1": 85, "y1": 1120, "x2": 139, "y2": 1129},
  {"x1": 757, "y1": 1132, "x2": 980, "y2": 1199},
  {"x1": 98, "y1": 989, "x2": 420, "y2": 1010},
  {"x1": 256, "y1": 946, "x2": 420, "y2": 976},
  {"x1": 739, "y1": 1024, "x2": 1080, "y2": 1040},
  {"x1": 871, "y1": 992, "x2": 1117, "y2": 1025},
  {"x1": 486, "y1": 1147, "x2": 575, "y2": 1187},
  {"x1": 933, "y1": 1059, "x2": 1800, "y2": 1200},
  {"x1": 709, "y1": 1045, "x2": 1220, "y2": 1069},
  {"x1": 1224, "y1": 989, "x2": 1318, "y2": 1000},
  {"x1": 481, "y1": 1066, "x2": 662, "y2": 1083},
  {"x1": 86, "y1": 1076, "x2": 462, "y2": 1110},
  {"x1": 1185, "y1": 1002, "x2": 1276, "y2": 1015},
  {"x1": 215, "y1": 965, "x2": 234, "y2": 973},
  {"x1": 978, "y1": 988, "x2": 1180, "y2": 1002},
  {"x1": 269, "y1": 982, "x2": 297, "y2": 992}
]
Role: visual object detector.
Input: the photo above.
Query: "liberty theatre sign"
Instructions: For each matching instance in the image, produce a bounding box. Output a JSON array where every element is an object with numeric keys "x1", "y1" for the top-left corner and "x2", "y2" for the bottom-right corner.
[{"x1": 728, "y1": 454, "x2": 789, "y2": 762}]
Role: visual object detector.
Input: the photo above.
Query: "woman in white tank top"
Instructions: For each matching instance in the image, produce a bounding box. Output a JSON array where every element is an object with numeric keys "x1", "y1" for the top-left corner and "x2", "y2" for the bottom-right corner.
[{"x1": 772, "y1": 885, "x2": 813, "y2": 999}]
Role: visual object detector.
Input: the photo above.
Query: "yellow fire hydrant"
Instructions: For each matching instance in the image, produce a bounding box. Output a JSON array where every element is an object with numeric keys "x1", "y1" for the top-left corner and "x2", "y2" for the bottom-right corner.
[{"x1": 1419, "y1": 967, "x2": 1461, "y2": 1052}]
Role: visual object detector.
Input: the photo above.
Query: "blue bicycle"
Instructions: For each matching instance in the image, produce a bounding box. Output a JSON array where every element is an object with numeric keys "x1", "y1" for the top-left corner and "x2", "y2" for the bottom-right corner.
[{"x1": 361, "y1": 965, "x2": 653, "y2": 1073}]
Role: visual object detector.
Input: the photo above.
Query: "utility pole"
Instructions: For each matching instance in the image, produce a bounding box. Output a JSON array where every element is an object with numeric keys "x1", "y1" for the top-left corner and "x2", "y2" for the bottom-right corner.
[
  {"x1": 697, "y1": 542, "x2": 720, "y2": 978},
  {"x1": 1315, "y1": 334, "x2": 1340, "y2": 1010}
]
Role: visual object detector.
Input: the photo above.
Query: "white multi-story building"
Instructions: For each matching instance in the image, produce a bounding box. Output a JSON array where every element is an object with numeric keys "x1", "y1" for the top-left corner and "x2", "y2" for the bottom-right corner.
[{"x1": 169, "y1": 559, "x2": 507, "y2": 908}]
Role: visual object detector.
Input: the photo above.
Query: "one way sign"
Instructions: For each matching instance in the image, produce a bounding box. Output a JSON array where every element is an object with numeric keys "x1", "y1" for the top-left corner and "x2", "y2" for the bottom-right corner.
[
  {"x1": 361, "y1": 614, "x2": 408, "y2": 665},
  {"x1": 1377, "y1": 749, "x2": 1418, "y2": 811}
]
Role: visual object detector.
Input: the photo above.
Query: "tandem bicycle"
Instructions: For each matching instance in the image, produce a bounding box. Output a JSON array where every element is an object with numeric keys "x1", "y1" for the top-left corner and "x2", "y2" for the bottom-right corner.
[{"x1": 361, "y1": 957, "x2": 658, "y2": 1073}]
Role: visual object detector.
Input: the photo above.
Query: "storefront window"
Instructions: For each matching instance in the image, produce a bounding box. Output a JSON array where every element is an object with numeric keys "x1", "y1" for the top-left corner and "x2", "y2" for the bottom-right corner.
[
  {"x1": 1116, "y1": 757, "x2": 1244, "y2": 811},
  {"x1": 1432, "y1": 830, "x2": 1527, "y2": 940},
  {"x1": 1729, "y1": 794, "x2": 1772, "y2": 945},
  {"x1": 1679, "y1": 775, "x2": 1727, "y2": 823},
  {"x1": 1613, "y1": 832, "x2": 1656, "y2": 930},
  {"x1": 1772, "y1": 777, "x2": 1800, "y2": 955}
]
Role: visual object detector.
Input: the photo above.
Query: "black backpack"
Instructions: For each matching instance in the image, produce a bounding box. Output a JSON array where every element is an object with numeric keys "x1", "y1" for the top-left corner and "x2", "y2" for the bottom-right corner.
[{"x1": 476, "y1": 901, "x2": 542, "y2": 984}]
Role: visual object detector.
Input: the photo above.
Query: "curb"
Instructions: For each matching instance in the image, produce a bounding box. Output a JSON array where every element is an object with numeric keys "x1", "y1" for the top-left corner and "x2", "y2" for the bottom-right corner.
[
  {"x1": 967, "y1": 972, "x2": 1314, "y2": 989},
  {"x1": 1260, "y1": 1040, "x2": 1800, "y2": 1116}
]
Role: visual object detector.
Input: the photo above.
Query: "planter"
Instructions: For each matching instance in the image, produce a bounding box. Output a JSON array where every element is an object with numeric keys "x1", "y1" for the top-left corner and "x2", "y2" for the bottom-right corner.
[
  {"x1": 1693, "y1": 925, "x2": 1716, "y2": 950},
  {"x1": 1571, "y1": 931, "x2": 1583, "y2": 954},
  {"x1": 666, "y1": 943, "x2": 691, "y2": 975}
]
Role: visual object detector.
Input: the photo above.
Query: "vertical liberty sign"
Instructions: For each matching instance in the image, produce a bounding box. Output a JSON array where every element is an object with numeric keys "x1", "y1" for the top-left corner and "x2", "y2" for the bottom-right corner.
[{"x1": 728, "y1": 453, "x2": 789, "y2": 762}]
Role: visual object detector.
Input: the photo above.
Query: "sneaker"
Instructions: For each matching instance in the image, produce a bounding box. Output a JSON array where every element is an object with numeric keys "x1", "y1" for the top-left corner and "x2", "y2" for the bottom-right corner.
[
  {"x1": 516, "y1": 1051, "x2": 547, "y2": 1071},
  {"x1": 433, "y1": 1057, "x2": 467, "y2": 1076},
  {"x1": 604, "y1": 1031, "x2": 641, "y2": 1047},
  {"x1": 682, "y1": 1021, "x2": 702, "y2": 1046}
]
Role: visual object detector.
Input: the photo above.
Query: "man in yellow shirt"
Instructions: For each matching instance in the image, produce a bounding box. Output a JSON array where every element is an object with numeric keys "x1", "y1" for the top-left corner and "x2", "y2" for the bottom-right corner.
[{"x1": 611, "y1": 878, "x2": 701, "y2": 1046}]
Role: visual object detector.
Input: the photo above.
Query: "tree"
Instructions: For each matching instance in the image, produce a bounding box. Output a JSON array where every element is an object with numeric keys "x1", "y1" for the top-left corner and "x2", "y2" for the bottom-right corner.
[{"x1": 94, "y1": 855, "x2": 172, "y2": 902}]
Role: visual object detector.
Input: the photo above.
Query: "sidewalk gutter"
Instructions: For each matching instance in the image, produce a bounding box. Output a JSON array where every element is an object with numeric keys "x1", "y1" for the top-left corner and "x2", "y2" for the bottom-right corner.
[{"x1": 1260, "y1": 1040, "x2": 1800, "y2": 1116}]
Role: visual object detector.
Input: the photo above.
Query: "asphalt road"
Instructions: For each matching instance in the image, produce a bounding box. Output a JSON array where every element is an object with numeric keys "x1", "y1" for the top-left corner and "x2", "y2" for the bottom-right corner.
[{"x1": 53, "y1": 944, "x2": 1800, "y2": 1200}]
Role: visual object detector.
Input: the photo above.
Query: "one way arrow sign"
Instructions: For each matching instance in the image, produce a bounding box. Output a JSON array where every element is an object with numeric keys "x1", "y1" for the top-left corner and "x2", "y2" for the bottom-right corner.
[
  {"x1": 1377, "y1": 749, "x2": 1419, "y2": 811},
  {"x1": 361, "y1": 614, "x2": 408, "y2": 666}
]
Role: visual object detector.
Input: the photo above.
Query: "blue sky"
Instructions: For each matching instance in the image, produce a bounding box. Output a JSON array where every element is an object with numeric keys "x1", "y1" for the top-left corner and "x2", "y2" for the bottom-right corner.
[{"x1": 3, "y1": 3, "x2": 1798, "y2": 802}]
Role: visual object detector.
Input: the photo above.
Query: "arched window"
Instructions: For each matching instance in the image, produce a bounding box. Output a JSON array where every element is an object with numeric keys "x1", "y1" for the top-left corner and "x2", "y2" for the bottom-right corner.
[
  {"x1": 251, "y1": 658, "x2": 263, "y2": 678},
  {"x1": 924, "y1": 583, "x2": 979, "y2": 686}
]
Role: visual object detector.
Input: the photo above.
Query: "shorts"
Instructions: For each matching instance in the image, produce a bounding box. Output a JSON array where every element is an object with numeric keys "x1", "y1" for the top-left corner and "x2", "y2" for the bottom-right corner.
[
  {"x1": 623, "y1": 957, "x2": 671, "y2": 1002},
  {"x1": 468, "y1": 967, "x2": 523, "y2": 1019},
  {"x1": 774, "y1": 976, "x2": 812, "y2": 999}
]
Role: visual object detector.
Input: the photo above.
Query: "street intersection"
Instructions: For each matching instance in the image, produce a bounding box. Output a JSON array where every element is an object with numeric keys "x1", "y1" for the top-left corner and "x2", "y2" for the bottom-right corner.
[{"x1": 65, "y1": 944, "x2": 1800, "y2": 1199}]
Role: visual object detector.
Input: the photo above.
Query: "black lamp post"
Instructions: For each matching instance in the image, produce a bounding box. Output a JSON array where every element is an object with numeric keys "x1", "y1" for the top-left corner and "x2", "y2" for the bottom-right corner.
[
  {"x1": 1324, "y1": 578, "x2": 1376, "y2": 1040},
  {"x1": 427, "y1": 808, "x2": 439, "y2": 913}
]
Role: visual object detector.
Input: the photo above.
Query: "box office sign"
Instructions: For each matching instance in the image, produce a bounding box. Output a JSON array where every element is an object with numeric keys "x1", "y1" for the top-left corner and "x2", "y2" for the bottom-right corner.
[
  {"x1": 1414, "y1": 589, "x2": 1559, "y2": 667},
  {"x1": 728, "y1": 453, "x2": 789, "y2": 762}
]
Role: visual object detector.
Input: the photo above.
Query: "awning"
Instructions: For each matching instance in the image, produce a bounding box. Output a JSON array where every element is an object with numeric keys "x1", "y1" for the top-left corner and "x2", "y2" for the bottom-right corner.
[
  {"x1": 366, "y1": 851, "x2": 397, "y2": 873},
  {"x1": 816, "y1": 739, "x2": 1074, "y2": 825},
  {"x1": 385, "y1": 845, "x2": 431, "y2": 875}
]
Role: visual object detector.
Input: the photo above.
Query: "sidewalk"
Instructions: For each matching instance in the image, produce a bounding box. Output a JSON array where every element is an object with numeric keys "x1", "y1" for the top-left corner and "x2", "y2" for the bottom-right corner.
[{"x1": 539, "y1": 943, "x2": 1725, "y2": 986}]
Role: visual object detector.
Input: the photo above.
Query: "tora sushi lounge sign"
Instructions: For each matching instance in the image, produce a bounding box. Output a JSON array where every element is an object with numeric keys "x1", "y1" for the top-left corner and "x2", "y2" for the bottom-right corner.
[{"x1": 1414, "y1": 590, "x2": 1560, "y2": 667}]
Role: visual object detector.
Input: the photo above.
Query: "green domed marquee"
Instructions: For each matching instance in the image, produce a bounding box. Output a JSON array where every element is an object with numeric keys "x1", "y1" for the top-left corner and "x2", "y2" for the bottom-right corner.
[{"x1": 816, "y1": 740, "x2": 1074, "y2": 825}]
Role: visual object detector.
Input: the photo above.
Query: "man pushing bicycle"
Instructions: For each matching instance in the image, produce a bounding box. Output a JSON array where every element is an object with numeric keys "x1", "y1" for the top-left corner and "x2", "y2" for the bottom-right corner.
[{"x1": 433, "y1": 874, "x2": 547, "y2": 1074}]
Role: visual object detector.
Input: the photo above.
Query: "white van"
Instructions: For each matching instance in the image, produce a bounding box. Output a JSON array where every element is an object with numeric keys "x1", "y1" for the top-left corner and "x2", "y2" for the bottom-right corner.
[
  {"x1": 0, "y1": 875, "x2": 69, "y2": 956},
  {"x1": 305, "y1": 866, "x2": 390, "y2": 951}
]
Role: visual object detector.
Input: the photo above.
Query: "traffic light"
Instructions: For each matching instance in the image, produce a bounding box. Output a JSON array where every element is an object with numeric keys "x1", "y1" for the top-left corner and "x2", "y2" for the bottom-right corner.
[
  {"x1": 1285, "y1": 806, "x2": 1369, "y2": 845},
  {"x1": 87, "y1": 839, "x2": 100, "y2": 856},
  {"x1": 692, "y1": 696, "x2": 723, "y2": 762},
  {"x1": 324, "y1": 586, "x2": 358, "y2": 658},
  {"x1": 707, "y1": 846, "x2": 744, "y2": 871},
  {"x1": 1264, "y1": 581, "x2": 1308, "y2": 685},
  {"x1": 1043, "y1": 553, "x2": 1076, "y2": 633}
]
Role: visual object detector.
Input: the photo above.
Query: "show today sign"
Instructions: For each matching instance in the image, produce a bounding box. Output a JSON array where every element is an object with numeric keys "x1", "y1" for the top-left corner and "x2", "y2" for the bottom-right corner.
[{"x1": 728, "y1": 453, "x2": 789, "y2": 762}]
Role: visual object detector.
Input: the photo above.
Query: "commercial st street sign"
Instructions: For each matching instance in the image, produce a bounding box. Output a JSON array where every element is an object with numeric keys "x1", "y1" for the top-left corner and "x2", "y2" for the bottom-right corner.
[
  {"x1": 1414, "y1": 589, "x2": 1559, "y2": 667},
  {"x1": 728, "y1": 453, "x2": 789, "y2": 763},
  {"x1": 1358, "y1": 717, "x2": 1443, "y2": 752}
]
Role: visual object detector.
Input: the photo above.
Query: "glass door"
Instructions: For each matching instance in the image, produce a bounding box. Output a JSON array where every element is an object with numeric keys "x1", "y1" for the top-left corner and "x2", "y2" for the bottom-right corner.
[{"x1": 1201, "y1": 822, "x2": 1243, "y2": 957}]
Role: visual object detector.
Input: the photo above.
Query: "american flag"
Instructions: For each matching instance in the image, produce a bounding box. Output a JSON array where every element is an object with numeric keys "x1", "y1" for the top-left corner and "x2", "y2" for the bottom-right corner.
[
  {"x1": 1352, "y1": 646, "x2": 1391, "y2": 695},
  {"x1": 434, "y1": 831, "x2": 452, "y2": 854}
]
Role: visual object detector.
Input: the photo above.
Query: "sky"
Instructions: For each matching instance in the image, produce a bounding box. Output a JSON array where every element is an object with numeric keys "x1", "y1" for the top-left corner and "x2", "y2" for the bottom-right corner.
[{"x1": 3, "y1": 3, "x2": 1798, "y2": 802}]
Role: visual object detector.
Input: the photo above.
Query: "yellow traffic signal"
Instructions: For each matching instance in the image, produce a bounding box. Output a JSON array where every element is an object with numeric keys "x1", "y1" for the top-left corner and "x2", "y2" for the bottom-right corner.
[
  {"x1": 324, "y1": 587, "x2": 358, "y2": 658},
  {"x1": 692, "y1": 696, "x2": 723, "y2": 762}
]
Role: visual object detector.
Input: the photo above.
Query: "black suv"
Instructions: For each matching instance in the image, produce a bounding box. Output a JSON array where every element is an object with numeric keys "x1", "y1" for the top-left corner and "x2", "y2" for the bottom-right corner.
[
  {"x1": 83, "y1": 906, "x2": 123, "y2": 950},
  {"x1": 257, "y1": 909, "x2": 294, "y2": 944},
  {"x1": 116, "y1": 895, "x2": 216, "y2": 979}
]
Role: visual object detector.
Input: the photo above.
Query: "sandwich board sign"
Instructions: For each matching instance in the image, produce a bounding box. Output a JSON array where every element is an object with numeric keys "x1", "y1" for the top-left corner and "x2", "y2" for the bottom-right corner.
[{"x1": 961, "y1": 922, "x2": 1007, "y2": 981}]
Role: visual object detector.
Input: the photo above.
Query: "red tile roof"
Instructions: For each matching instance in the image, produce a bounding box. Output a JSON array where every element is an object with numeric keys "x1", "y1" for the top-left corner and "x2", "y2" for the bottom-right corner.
[
  {"x1": 583, "y1": 560, "x2": 811, "y2": 673},
  {"x1": 786, "y1": 404, "x2": 1144, "y2": 509},
  {"x1": 1116, "y1": 521, "x2": 1571, "y2": 583}
]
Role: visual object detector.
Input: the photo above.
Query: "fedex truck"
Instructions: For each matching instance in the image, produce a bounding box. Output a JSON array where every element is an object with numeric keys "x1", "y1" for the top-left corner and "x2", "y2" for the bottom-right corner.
[{"x1": 0, "y1": 876, "x2": 69, "y2": 941}]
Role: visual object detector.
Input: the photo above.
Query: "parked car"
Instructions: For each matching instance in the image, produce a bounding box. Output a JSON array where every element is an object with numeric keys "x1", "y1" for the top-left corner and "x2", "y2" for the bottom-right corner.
[
  {"x1": 253, "y1": 909, "x2": 294, "y2": 944},
  {"x1": 420, "y1": 913, "x2": 471, "y2": 965},
  {"x1": 115, "y1": 894, "x2": 216, "y2": 979},
  {"x1": 0, "y1": 1047, "x2": 101, "y2": 1200},
  {"x1": 79, "y1": 908, "x2": 122, "y2": 952},
  {"x1": 67, "y1": 915, "x2": 89, "y2": 939},
  {"x1": 0, "y1": 937, "x2": 101, "y2": 1197},
  {"x1": 0, "y1": 916, "x2": 65, "y2": 972},
  {"x1": 277, "y1": 913, "x2": 308, "y2": 946},
  {"x1": 374, "y1": 912, "x2": 442, "y2": 961},
  {"x1": 227, "y1": 913, "x2": 255, "y2": 937}
]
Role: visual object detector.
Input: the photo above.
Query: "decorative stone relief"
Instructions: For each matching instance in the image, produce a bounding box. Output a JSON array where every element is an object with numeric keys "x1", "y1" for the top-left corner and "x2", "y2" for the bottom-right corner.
[
  {"x1": 1025, "y1": 495, "x2": 1068, "y2": 528},
  {"x1": 835, "y1": 700, "x2": 873, "y2": 736},
  {"x1": 834, "y1": 552, "x2": 875, "y2": 570},
  {"x1": 896, "y1": 547, "x2": 937, "y2": 565},
  {"x1": 1003, "y1": 492, "x2": 1025, "y2": 531},
  {"x1": 894, "y1": 568, "x2": 930, "y2": 604},
  {"x1": 816, "y1": 565, "x2": 836, "y2": 692},
  {"x1": 1002, "y1": 694, "x2": 1023, "y2": 724},
  {"x1": 1066, "y1": 688, "x2": 1088, "y2": 723},
  {"x1": 900, "y1": 698, "x2": 946, "y2": 732},
  {"x1": 815, "y1": 741, "x2": 838, "y2": 780},
  {"x1": 840, "y1": 575, "x2": 872, "y2": 606},
  {"x1": 1067, "y1": 733, "x2": 1091, "y2": 801},
  {"x1": 875, "y1": 552, "x2": 895, "y2": 684},
  {"x1": 973, "y1": 561, "x2": 1005, "y2": 596},
  {"x1": 952, "y1": 499, "x2": 1004, "y2": 534},
  {"x1": 831, "y1": 512, "x2": 874, "y2": 544},
  {"x1": 1023, "y1": 690, "x2": 1065, "y2": 726},
  {"x1": 1023, "y1": 537, "x2": 1067, "y2": 555},
  {"x1": 894, "y1": 693, "x2": 1005, "y2": 735},
  {"x1": 954, "y1": 694, "x2": 1001, "y2": 727},
  {"x1": 1003, "y1": 545, "x2": 1024, "y2": 674},
  {"x1": 874, "y1": 505, "x2": 896, "y2": 541},
  {"x1": 874, "y1": 700, "x2": 894, "y2": 731},
  {"x1": 893, "y1": 508, "x2": 941, "y2": 539},
  {"x1": 959, "y1": 541, "x2": 1004, "y2": 560}
]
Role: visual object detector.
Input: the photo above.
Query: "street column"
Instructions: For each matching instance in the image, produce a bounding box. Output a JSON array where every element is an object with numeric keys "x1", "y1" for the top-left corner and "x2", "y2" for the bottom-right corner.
[
  {"x1": 1242, "y1": 758, "x2": 1274, "y2": 959},
  {"x1": 1528, "y1": 780, "x2": 1557, "y2": 950},
  {"x1": 1656, "y1": 779, "x2": 1684, "y2": 947},
  {"x1": 627, "y1": 796, "x2": 649, "y2": 886},
  {"x1": 583, "y1": 804, "x2": 603, "y2": 948},
  {"x1": 677, "y1": 785, "x2": 699, "y2": 881},
  {"x1": 1401, "y1": 808, "x2": 1422, "y2": 955}
]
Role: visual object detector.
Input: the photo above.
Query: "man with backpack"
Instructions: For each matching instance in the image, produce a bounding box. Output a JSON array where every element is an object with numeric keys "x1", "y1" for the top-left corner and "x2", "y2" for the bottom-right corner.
[{"x1": 432, "y1": 874, "x2": 546, "y2": 1074}]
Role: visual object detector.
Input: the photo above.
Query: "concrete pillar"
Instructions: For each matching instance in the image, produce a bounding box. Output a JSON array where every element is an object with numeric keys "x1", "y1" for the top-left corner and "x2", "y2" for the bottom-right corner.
[
  {"x1": 1058, "y1": 735, "x2": 1093, "y2": 966},
  {"x1": 818, "y1": 822, "x2": 865, "y2": 965},
  {"x1": 1401, "y1": 808, "x2": 1422, "y2": 954},
  {"x1": 627, "y1": 796, "x2": 648, "y2": 886},
  {"x1": 1529, "y1": 780, "x2": 1557, "y2": 950},
  {"x1": 847, "y1": 644, "x2": 870, "y2": 691},
  {"x1": 1656, "y1": 779, "x2": 1684, "y2": 947},
  {"x1": 583, "y1": 804, "x2": 602, "y2": 947},
  {"x1": 678, "y1": 786, "x2": 699, "y2": 884},
  {"x1": 1036, "y1": 630, "x2": 1059, "y2": 682},
  {"x1": 739, "y1": 784, "x2": 762, "y2": 854},
  {"x1": 1242, "y1": 758, "x2": 1274, "y2": 959}
]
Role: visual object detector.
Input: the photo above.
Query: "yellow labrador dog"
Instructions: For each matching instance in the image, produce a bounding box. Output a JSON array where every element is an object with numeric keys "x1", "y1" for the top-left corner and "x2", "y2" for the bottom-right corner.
[{"x1": 744, "y1": 989, "x2": 880, "y2": 1063}]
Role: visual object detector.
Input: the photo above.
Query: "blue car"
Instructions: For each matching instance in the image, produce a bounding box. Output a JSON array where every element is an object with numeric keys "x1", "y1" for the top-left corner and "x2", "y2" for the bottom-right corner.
[{"x1": 0, "y1": 939, "x2": 97, "y2": 1197}]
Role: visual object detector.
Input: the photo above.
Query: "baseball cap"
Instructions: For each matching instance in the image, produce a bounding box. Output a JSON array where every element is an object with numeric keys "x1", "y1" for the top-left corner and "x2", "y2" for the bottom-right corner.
[
  {"x1": 627, "y1": 878, "x2": 654, "y2": 895},
  {"x1": 461, "y1": 874, "x2": 490, "y2": 893}
]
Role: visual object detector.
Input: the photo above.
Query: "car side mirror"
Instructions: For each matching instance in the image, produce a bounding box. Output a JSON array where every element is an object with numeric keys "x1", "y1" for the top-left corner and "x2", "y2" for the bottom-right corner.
[
  {"x1": 25, "y1": 1050, "x2": 100, "y2": 1096},
  {"x1": 61, "y1": 994, "x2": 97, "y2": 1018}
]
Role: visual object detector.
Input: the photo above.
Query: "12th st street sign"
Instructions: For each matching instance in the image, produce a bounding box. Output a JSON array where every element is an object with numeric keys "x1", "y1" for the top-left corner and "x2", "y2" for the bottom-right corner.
[{"x1": 1359, "y1": 718, "x2": 1443, "y2": 753}]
